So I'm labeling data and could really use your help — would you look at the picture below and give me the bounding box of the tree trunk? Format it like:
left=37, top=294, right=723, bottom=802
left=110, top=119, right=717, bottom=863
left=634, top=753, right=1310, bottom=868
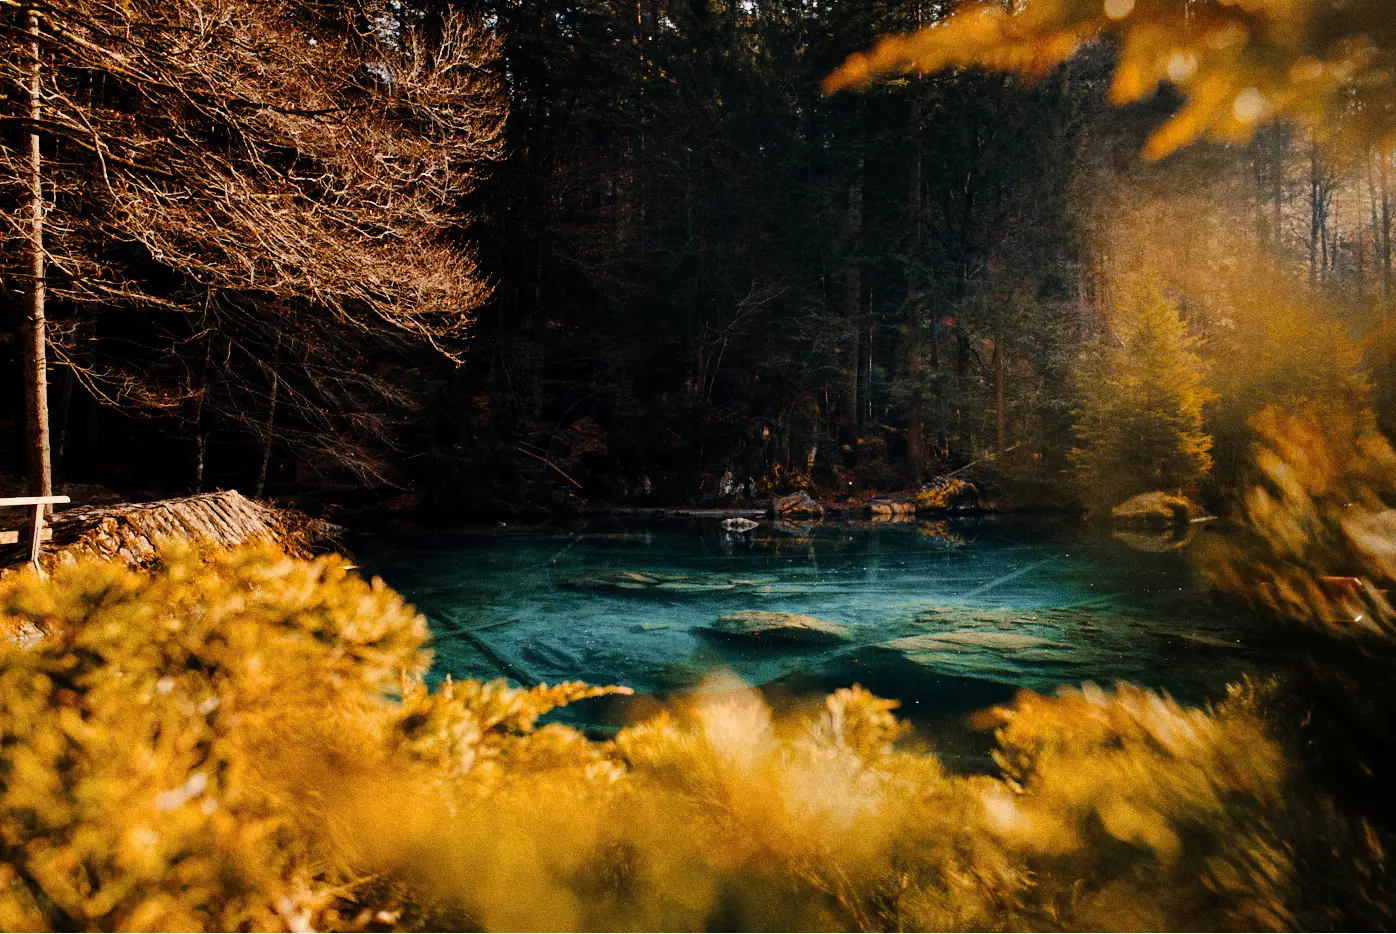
left=908, top=367, right=925, bottom=468
left=23, top=7, right=51, bottom=509
left=253, top=332, right=281, bottom=499
left=843, top=163, right=864, bottom=438
left=1309, top=143, right=1322, bottom=284
left=1369, top=152, right=1381, bottom=302
left=907, top=95, right=926, bottom=467
left=845, top=323, right=860, bottom=436
left=190, top=336, right=213, bottom=492
left=995, top=310, right=1006, bottom=462
left=1253, top=145, right=1266, bottom=245
left=955, top=329, right=970, bottom=452
left=865, top=321, right=874, bottom=425
left=1381, top=150, right=1393, bottom=310
left=53, top=364, right=71, bottom=469
left=929, top=312, right=941, bottom=436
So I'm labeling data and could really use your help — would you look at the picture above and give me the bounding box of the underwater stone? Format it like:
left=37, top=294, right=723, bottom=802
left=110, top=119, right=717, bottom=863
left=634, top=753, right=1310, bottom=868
left=886, top=631, right=1064, bottom=653
left=700, top=611, right=852, bottom=644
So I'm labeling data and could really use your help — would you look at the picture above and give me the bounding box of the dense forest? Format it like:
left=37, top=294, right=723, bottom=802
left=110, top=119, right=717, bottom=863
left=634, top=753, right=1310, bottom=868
left=4, top=0, right=1390, bottom=520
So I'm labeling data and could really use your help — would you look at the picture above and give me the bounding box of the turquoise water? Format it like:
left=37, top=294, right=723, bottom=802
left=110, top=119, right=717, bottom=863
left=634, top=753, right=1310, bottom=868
left=354, top=517, right=1279, bottom=733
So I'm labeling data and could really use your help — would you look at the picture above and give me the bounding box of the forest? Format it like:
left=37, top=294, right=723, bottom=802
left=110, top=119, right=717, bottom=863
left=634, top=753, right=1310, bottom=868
left=3, top=0, right=1389, bottom=520
left=2, top=0, right=1396, bottom=931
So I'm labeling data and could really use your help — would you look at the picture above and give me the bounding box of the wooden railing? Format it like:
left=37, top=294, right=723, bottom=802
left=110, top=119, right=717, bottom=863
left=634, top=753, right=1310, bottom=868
left=0, top=496, right=71, bottom=568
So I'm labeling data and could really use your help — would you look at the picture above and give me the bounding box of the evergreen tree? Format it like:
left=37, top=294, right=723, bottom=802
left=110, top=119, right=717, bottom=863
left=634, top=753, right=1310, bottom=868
left=1071, top=280, right=1212, bottom=503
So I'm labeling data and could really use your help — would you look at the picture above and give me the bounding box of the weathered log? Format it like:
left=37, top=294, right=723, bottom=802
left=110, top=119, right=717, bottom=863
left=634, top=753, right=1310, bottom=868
left=869, top=500, right=916, bottom=517
left=0, top=490, right=319, bottom=575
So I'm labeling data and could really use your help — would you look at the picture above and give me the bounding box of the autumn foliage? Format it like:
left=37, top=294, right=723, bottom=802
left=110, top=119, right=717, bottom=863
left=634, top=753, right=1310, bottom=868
left=825, top=0, right=1396, bottom=159
left=1070, top=278, right=1213, bottom=505
left=0, top=547, right=1382, bottom=930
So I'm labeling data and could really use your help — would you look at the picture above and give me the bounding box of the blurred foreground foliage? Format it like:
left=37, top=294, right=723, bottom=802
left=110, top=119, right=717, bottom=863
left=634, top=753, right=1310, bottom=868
left=825, top=0, right=1396, bottom=159
left=0, top=547, right=1388, bottom=931
left=1201, top=405, right=1396, bottom=637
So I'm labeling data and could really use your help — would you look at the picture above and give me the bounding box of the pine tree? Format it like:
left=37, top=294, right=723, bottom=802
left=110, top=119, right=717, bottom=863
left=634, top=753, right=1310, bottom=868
left=1071, top=280, right=1213, bottom=503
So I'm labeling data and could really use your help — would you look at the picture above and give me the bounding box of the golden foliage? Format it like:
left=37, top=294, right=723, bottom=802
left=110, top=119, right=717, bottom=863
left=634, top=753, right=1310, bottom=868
left=1088, top=190, right=1367, bottom=445
left=0, top=547, right=434, bottom=929
left=0, top=547, right=1363, bottom=930
left=825, top=0, right=1396, bottom=158
left=1199, top=404, right=1396, bottom=636
left=912, top=478, right=979, bottom=511
left=1070, top=277, right=1214, bottom=504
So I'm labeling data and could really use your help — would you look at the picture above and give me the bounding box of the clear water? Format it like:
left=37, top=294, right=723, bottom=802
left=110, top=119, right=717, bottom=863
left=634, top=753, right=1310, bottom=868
left=353, top=516, right=1280, bottom=734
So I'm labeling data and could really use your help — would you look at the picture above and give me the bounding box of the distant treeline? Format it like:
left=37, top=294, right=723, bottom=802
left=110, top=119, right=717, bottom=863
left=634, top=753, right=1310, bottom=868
left=1, top=0, right=1391, bottom=516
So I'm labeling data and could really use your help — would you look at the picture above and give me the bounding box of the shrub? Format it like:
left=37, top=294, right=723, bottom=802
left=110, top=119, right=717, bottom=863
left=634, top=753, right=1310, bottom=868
left=0, top=546, right=1369, bottom=931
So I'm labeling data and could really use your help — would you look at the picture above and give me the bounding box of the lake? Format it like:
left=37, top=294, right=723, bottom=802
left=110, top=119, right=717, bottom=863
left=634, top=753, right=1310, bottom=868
left=354, top=516, right=1282, bottom=749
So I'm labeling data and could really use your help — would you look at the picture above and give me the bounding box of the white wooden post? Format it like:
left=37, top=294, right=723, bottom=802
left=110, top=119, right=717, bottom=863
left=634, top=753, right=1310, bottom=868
left=0, top=495, right=70, bottom=570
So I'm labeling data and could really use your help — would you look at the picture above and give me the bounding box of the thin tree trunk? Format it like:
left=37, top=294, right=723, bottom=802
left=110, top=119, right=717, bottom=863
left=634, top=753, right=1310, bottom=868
left=845, top=323, right=860, bottom=435
left=908, top=93, right=928, bottom=462
left=1381, top=150, right=1392, bottom=309
left=53, top=364, right=71, bottom=469
left=843, top=163, right=863, bottom=438
left=23, top=7, right=51, bottom=509
left=995, top=310, right=1005, bottom=462
left=1253, top=145, right=1266, bottom=244
left=190, top=336, right=213, bottom=492
left=907, top=336, right=925, bottom=469
left=865, top=321, right=874, bottom=425
left=1369, top=152, right=1381, bottom=302
left=253, top=331, right=281, bottom=499
left=1309, top=143, right=1322, bottom=284
left=955, top=329, right=970, bottom=451
left=1321, top=215, right=1330, bottom=281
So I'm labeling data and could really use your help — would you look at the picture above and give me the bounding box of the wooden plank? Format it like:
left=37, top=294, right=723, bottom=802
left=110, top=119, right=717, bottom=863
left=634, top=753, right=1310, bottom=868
left=27, top=505, right=43, bottom=567
left=0, top=529, right=51, bottom=545
left=0, top=496, right=70, bottom=507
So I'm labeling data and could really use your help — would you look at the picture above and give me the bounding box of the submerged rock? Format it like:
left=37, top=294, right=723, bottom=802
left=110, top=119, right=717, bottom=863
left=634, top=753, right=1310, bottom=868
left=886, top=630, right=1065, bottom=653
left=700, top=611, right=851, bottom=644
left=867, top=621, right=1076, bottom=691
left=565, top=569, right=787, bottom=595
left=771, top=491, right=824, bottom=519
left=1111, top=491, right=1198, bottom=526
left=722, top=517, right=760, bottom=531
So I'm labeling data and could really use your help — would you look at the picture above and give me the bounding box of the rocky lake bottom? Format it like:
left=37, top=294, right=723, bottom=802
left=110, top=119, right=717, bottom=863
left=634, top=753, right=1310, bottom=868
left=354, top=516, right=1285, bottom=767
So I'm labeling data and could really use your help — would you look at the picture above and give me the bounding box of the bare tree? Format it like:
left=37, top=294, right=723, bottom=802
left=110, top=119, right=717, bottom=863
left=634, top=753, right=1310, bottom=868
left=0, top=0, right=506, bottom=489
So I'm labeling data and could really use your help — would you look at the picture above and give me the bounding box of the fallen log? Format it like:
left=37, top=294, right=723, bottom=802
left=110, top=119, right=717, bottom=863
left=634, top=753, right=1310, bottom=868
left=868, top=500, right=916, bottom=517
left=0, top=490, right=328, bottom=575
